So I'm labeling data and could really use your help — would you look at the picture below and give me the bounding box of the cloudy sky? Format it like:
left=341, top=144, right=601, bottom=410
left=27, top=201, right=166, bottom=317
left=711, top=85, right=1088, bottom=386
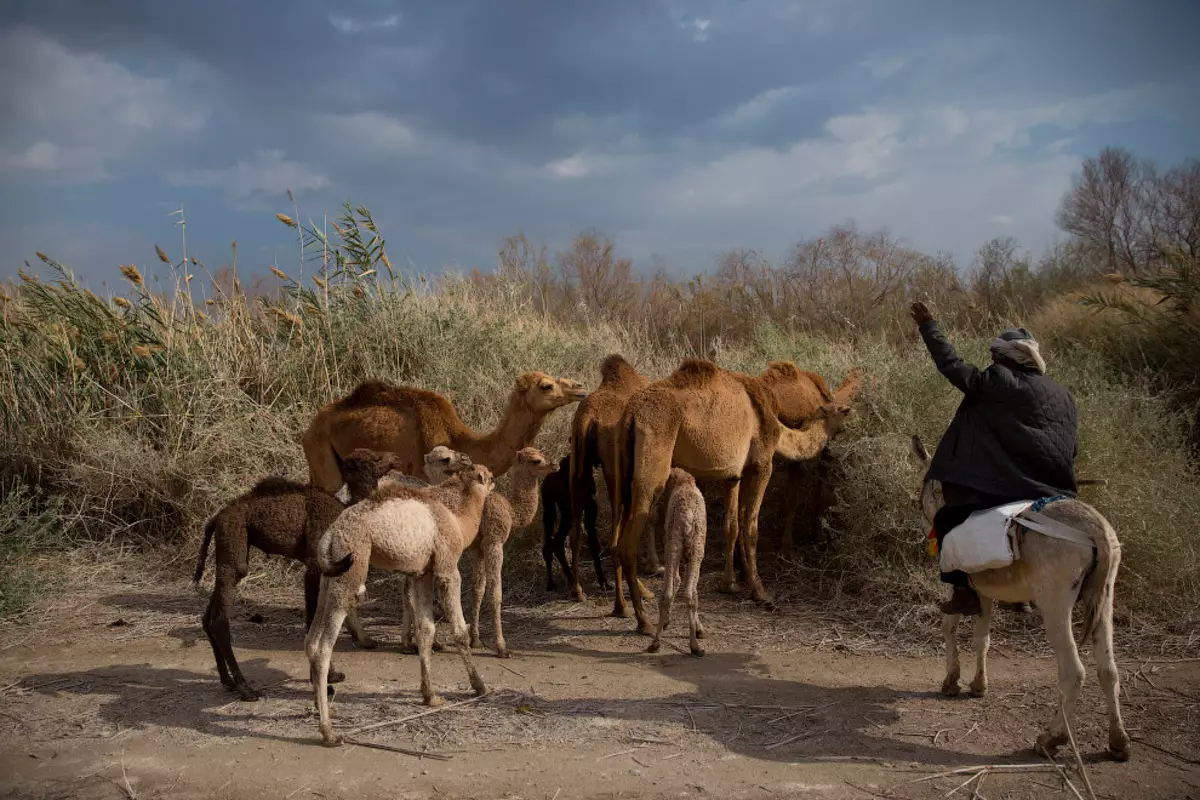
left=2, top=0, right=1198, bottom=286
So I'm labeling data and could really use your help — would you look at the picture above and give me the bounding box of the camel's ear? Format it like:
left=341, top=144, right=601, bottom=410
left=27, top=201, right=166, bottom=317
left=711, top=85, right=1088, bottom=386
left=910, top=435, right=930, bottom=464
left=514, top=372, right=540, bottom=394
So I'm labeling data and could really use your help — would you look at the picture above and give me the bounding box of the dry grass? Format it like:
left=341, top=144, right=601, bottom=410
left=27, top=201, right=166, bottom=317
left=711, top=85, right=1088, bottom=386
left=0, top=211, right=1197, bottom=634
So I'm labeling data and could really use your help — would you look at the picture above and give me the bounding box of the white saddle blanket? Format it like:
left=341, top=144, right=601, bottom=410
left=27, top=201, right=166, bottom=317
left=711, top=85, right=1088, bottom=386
left=939, top=500, right=1034, bottom=574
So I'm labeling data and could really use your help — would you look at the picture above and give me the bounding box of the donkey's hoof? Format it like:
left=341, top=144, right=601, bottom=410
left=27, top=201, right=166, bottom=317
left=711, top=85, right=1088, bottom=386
left=470, top=678, right=488, bottom=696
left=968, top=679, right=987, bottom=697
left=690, top=645, right=706, bottom=657
left=940, top=677, right=961, bottom=697
left=1108, top=733, right=1132, bottom=762
left=321, top=733, right=343, bottom=748
left=1035, top=732, right=1067, bottom=758
left=495, top=647, right=511, bottom=659
left=572, top=588, right=587, bottom=603
left=424, top=693, right=445, bottom=708
left=646, top=639, right=661, bottom=654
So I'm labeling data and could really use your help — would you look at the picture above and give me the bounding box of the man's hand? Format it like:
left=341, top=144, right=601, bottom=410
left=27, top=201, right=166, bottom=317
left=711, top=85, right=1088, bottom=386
left=910, top=301, right=934, bottom=326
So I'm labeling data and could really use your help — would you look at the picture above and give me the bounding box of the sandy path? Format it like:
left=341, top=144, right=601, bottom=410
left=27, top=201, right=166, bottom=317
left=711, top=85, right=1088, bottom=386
left=1, top=576, right=1197, bottom=800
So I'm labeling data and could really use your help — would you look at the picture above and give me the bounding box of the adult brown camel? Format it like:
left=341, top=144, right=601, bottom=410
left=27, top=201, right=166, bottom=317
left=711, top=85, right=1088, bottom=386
left=564, top=353, right=652, bottom=601
left=302, top=371, right=587, bottom=492
left=610, top=359, right=856, bottom=634
left=760, top=362, right=864, bottom=554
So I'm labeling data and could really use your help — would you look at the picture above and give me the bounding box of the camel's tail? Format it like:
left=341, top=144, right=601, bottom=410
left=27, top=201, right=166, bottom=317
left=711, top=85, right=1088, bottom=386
left=316, top=516, right=356, bottom=578
left=569, top=416, right=595, bottom=508
left=1077, top=510, right=1121, bottom=645
left=302, top=411, right=345, bottom=494
left=193, top=514, right=219, bottom=583
left=611, top=415, right=637, bottom=549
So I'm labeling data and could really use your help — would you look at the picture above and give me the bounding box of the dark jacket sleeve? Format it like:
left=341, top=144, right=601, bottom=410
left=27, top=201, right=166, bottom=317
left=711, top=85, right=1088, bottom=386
left=918, top=320, right=989, bottom=395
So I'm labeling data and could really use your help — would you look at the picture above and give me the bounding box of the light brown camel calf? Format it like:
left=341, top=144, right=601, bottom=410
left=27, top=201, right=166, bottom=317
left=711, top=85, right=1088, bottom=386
left=306, top=465, right=495, bottom=747
left=911, top=435, right=1130, bottom=762
left=646, top=468, right=708, bottom=657
left=611, top=359, right=855, bottom=635
left=302, top=371, right=586, bottom=492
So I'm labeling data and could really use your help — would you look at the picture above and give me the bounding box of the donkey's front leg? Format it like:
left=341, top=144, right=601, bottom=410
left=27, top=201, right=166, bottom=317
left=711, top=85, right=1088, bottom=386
left=941, top=612, right=962, bottom=697
left=969, top=595, right=994, bottom=697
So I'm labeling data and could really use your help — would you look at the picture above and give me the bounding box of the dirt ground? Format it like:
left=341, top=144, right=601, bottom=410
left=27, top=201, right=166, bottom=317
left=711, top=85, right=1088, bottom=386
left=1, top=566, right=1198, bottom=800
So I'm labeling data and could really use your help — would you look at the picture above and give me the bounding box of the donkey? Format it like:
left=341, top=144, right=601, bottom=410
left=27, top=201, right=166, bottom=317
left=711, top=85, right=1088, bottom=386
left=911, top=435, right=1130, bottom=762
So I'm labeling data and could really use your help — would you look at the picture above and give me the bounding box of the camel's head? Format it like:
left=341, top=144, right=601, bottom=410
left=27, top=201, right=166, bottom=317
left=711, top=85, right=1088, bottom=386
left=514, top=446, right=558, bottom=479
left=341, top=448, right=403, bottom=501
left=814, top=400, right=855, bottom=436
left=422, top=445, right=473, bottom=483
left=516, top=371, right=588, bottom=413
left=460, top=464, right=495, bottom=500
left=909, top=434, right=943, bottom=526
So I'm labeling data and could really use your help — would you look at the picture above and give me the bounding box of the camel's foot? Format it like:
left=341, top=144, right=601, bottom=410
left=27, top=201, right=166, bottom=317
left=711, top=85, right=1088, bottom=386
left=645, top=564, right=665, bottom=577
left=718, top=581, right=740, bottom=595
left=469, top=631, right=482, bottom=650
left=232, top=681, right=261, bottom=702
left=352, top=635, right=379, bottom=650
left=572, top=586, right=587, bottom=603
left=690, top=643, right=706, bottom=657
left=636, top=620, right=654, bottom=637
left=327, top=668, right=346, bottom=685
left=1109, top=731, right=1132, bottom=762
left=1035, top=732, right=1068, bottom=759
left=470, top=676, right=488, bottom=695
left=495, top=647, right=511, bottom=659
left=941, top=674, right=961, bottom=697
left=423, top=693, right=445, bottom=708
left=968, top=676, right=987, bottom=697
left=432, top=640, right=444, bottom=653
left=753, top=595, right=777, bottom=612
left=596, top=577, right=611, bottom=592
left=399, top=643, right=418, bottom=655
left=320, top=731, right=343, bottom=748
left=611, top=604, right=632, bottom=619
left=696, top=626, right=707, bottom=639
left=545, top=579, right=556, bottom=592
left=646, top=639, right=662, bottom=654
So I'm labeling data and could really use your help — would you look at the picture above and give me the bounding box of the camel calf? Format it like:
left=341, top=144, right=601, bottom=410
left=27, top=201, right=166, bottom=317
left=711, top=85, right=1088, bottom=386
left=647, top=468, right=708, bottom=657
left=193, top=448, right=398, bottom=700
left=307, top=465, right=495, bottom=747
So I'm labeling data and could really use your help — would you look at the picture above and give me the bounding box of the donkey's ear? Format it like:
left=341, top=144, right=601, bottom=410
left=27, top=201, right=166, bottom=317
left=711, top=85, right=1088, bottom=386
left=910, top=434, right=930, bottom=463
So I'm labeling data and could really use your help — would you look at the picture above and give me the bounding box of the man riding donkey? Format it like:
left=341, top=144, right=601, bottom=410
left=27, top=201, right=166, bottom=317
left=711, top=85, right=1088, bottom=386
left=910, top=301, right=1078, bottom=616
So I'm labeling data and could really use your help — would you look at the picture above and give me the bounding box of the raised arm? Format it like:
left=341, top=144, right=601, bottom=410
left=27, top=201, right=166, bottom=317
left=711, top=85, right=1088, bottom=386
left=910, top=302, right=983, bottom=395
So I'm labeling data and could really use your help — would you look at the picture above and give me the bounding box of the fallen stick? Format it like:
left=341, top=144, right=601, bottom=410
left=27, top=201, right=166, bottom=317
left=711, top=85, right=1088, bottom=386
left=1059, top=694, right=1098, bottom=800
left=342, top=738, right=452, bottom=760
left=596, top=748, right=639, bottom=762
left=912, top=764, right=1067, bottom=783
left=344, top=691, right=494, bottom=737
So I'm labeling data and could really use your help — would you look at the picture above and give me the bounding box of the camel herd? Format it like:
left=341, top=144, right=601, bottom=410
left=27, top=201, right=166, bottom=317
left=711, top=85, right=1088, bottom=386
left=193, top=352, right=1131, bottom=761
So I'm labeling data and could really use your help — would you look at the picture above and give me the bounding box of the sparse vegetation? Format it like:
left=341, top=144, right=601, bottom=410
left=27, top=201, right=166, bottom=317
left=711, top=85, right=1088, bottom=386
left=1, top=149, right=1196, bottom=628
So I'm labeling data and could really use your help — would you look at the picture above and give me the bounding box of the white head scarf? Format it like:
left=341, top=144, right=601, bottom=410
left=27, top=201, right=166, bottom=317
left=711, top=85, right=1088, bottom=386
left=990, top=327, right=1047, bottom=374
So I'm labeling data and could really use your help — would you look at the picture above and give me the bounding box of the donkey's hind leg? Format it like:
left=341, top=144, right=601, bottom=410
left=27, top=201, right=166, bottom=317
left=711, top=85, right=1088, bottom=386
left=1093, top=574, right=1131, bottom=760
left=1034, top=588, right=1086, bottom=759
left=968, top=595, right=994, bottom=697
left=940, top=612, right=962, bottom=697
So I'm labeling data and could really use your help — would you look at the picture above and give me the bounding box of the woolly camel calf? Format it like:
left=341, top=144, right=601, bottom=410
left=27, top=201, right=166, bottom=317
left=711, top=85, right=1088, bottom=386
left=423, top=446, right=558, bottom=657
left=307, top=464, right=495, bottom=747
left=193, top=448, right=399, bottom=701
left=540, top=454, right=601, bottom=592
left=759, top=362, right=863, bottom=553
left=302, top=371, right=587, bottom=492
left=612, top=359, right=855, bottom=634
left=646, top=468, right=708, bottom=657
left=911, top=435, right=1130, bottom=762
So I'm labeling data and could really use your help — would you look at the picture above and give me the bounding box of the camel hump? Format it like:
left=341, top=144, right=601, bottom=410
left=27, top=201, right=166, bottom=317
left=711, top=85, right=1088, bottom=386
left=335, top=379, right=405, bottom=409
left=599, top=354, right=638, bottom=385
left=250, top=476, right=306, bottom=496
left=668, top=358, right=721, bottom=387
left=763, top=360, right=802, bottom=381
left=806, top=371, right=835, bottom=402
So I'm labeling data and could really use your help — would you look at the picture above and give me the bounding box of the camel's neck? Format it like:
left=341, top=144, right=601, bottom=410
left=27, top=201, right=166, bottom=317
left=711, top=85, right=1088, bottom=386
left=505, top=470, right=543, bottom=529
left=433, top=484, right=489, bottom=550
left=451, top=395, right=543, bottom=477
left=774, top=416, right=842, bottom=462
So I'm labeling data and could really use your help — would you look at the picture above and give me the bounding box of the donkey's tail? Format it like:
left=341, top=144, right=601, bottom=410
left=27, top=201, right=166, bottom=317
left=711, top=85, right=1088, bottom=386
left=193, top=515, right=218, bottom=583
left=1077, top=510, right=1121, bottom=645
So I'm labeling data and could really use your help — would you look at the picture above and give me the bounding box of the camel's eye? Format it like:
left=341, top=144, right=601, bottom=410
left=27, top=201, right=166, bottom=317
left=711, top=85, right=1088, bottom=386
left=539, top=382, right=553, bottom=390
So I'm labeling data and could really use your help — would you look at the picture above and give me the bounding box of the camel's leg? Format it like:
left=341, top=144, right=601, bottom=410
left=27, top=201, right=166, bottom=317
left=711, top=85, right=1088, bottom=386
left=468, top=547, right=487, bottom=650
left=542, top=492, right=561, bottom=591
left=779, top=464, right=803, bottom=558
left=304, top=568, right=347, bottom=684
left=409, top=574, right=443, bottom=707
left=345, top=607, right=377, bottom=649
left=968, top=595, right=994, bottom=697
left=583, top=493, right=606, bottom=591
left=400, top=575, right=418, bottom=655
left=1035, top=590, right=1087, bottom=759
left=736, top=464, right=775, bottom=608
left=1094, top=581, right=1131, bottom=761
left=203, top=561, right=262, bottom=701
left=718, top=481, right=742, bottom=594
left=568, top=470, right=590, bottom=602
left=552, top=502, right=576, bottom=595
left=486, top=543, right=509, bottom=658
left=684, top=541, right=705, bottom=656
left=436, top=569, right=488, bottom=696
left=305, top=570, right=355, bottom=747
left=643, top=497, right=665, bottom=576
left=613, top=449, right=669, bottom=634
left=940, top=612, right=962, bottom=697
left=647, top=527, right=682, bottom=654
